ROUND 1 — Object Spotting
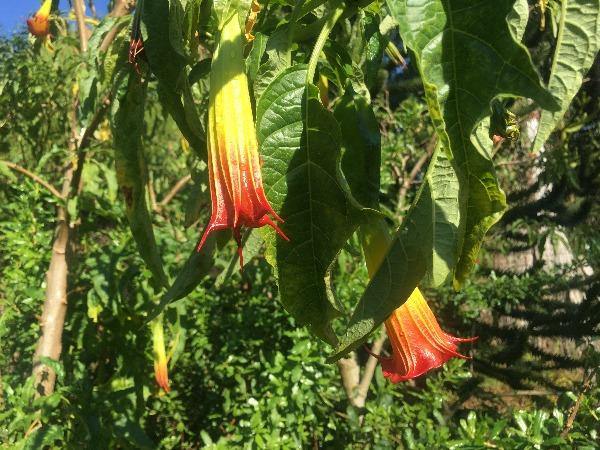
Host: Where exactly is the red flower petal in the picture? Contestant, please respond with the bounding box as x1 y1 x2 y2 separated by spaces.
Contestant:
373 288 476 383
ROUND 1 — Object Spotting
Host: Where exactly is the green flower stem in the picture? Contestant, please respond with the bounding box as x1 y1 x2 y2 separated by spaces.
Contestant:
306 2 345 84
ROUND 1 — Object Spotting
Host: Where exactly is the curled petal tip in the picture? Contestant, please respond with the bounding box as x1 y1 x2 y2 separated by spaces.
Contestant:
447 334 478 344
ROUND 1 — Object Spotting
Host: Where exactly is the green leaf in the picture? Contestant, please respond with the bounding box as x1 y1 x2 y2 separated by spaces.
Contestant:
142 0 186 92
388 0 558 287
148 235 216 321
253 28 292 100
23 425 63 450
353 11 388 90
77 15 129 122
188 58 212 86
183 0 202 56
256 65 359 344
330 145 460 359
0 160 17 182
333 87 381 210
246 32 268 86
111 74 168 289
168 0 189 59
215 230 264 287
323 41 370 100
507 0 530 42
157 83 206 159
212 0 252 28
533 0 600 152
143 0 206 156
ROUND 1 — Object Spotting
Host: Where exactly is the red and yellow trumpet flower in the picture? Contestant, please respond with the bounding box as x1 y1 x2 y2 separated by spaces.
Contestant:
151 317 170 393
361 219 476 383
27 0 52 37
197 11 288 264
376 288 477 383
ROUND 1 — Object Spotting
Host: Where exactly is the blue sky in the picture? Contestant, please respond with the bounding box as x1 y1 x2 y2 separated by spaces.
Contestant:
0 0 110 35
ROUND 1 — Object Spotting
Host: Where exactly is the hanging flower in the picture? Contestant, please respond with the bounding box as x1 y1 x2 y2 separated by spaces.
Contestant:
361 219 476 383
151 318 170 393
197 11 288 264
374 288 477 383
27 0 52 37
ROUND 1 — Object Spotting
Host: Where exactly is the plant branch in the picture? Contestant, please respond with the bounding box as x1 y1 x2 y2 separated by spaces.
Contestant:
354 332 387 408
32 150 74 396
73 0 89 52
337 354 360 402
158 174 192 209
561 368 595 438
397 137 436 213
99 0 135 53
337 329 387 409
1 161 64 201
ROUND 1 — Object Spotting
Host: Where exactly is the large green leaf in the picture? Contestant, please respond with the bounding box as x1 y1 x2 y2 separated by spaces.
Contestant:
507 0 529 42
533 0 600 152
256 65 358 344
349 11 388 91
334 86 381 210
142 0 186 93
253 28 293 100
331 0 559 358
390 0 558 286
147 235 216 322
111 74 168 289
142 0 206 156
246 32 268 87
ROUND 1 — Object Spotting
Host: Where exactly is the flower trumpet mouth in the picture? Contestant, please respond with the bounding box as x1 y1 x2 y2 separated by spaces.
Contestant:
197 11 288 266
27 0 52 37
373 288 477 383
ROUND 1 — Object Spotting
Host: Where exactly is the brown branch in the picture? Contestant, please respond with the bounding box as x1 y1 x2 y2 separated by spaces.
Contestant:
31 0 127 401
354 332 387 408
99 0 135 53
73 0 89 52
1 161 64 201
32 161 73 396
157 174 192 209
337 355 360 401
561 369 595 439
336 329 387 410
397 137 436 213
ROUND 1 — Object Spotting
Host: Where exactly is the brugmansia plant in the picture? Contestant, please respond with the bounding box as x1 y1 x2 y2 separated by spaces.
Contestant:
21 0 599 405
